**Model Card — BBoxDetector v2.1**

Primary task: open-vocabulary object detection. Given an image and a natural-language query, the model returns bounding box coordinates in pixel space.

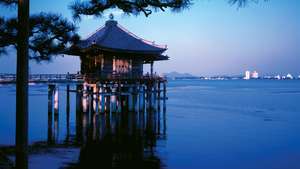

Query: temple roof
[76,19,167,55]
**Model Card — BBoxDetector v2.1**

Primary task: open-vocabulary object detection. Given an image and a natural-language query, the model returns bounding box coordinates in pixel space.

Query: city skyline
[0,0,299,76]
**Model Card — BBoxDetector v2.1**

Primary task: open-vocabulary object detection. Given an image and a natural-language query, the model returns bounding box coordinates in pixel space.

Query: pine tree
[70,0,265,19]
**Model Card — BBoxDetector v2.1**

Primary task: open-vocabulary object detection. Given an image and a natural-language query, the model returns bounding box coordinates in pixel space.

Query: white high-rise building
[286,73,293,79]
[251,71,259,79]
[244,71,251,80]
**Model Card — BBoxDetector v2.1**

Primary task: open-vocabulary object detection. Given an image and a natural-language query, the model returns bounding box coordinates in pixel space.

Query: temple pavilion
[65,15,169,80]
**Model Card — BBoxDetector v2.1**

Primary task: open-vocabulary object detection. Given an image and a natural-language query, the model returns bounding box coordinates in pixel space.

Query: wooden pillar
[105,86,111,113]
[117,81,122,113]
[100,85,105,114]
[147,83,152,110]
[16,0,30,168]
[121,86,129,112]
[163,82,167,112]
[82,83,88,114]
[76,84,83,144]
[90,86,95,125]
[139,85,145,112]
[157,82,161,112]
[111,87,117,113]
[53,85,59,143]
[153,82,157,110]
[47,84,55,144]
[128,86,133,112]
[134,85,139,112]
[150,61,154,77]
[82,84,89,143]
[94,85,99,114]
[66,84,70,141]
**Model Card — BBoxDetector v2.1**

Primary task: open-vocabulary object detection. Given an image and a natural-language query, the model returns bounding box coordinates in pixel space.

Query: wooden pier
[45,75,167,145]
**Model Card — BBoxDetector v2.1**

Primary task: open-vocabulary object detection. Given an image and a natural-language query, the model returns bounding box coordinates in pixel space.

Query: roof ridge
[83,25,105,40]
[116,24,167,49]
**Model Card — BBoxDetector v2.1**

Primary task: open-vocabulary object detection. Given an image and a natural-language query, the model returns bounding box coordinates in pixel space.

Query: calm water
[1,80,300,169]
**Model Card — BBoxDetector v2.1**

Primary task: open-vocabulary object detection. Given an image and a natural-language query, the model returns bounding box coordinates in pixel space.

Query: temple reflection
[67,100,167,169]
[45,83,167,169]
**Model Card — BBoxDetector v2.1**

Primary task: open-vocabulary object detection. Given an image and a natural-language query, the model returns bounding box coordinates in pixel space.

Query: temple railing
[82,73,166,82]
[0,73,166,83]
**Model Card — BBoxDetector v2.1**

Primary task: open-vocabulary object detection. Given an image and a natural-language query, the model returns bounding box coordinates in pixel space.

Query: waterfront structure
[65,15,168,80]
[44,17,169,144]
[251,71,259,79]
[244,71,251,80]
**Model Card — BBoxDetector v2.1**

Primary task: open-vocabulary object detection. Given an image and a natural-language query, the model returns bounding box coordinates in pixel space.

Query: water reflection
[66,107,167,169]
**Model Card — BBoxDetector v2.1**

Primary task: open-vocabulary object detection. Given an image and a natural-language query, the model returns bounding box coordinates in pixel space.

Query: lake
[1,80,300,169]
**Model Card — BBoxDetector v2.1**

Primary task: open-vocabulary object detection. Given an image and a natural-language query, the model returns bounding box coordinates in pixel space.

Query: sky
[0,0,299,76]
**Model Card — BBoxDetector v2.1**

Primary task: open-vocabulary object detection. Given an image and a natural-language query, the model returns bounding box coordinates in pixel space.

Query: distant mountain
[162,71,197,79]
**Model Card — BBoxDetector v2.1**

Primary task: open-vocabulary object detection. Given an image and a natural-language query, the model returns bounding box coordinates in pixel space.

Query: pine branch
[0,0,17,6]
[228,0,268,7]
[0,13,80,61]
[70,0,193,20]
[70,0,268,20]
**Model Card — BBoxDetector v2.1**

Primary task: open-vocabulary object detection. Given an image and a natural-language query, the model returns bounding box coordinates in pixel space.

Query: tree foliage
[0,0,79,61]
[70,0,192,19]
[70,0,266,19]
[0,0,17,6]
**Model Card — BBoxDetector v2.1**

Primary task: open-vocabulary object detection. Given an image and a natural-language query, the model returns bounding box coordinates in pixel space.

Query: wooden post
[150,61,154,77]
[47,85,54,144]
[157,82,161,112]
[117,82,122,113]
[147,83,152,110]
[111,87,117,113]
[122,87,129,112]
[90,86,95,125]
[16,0,29,168]
[82,83,88,114]
[54,86,59,143]
[163,82,167,112]
[139,85,145,112]
[54,86,59,118]
[95,85,99,114]
[128,86,133,112]
[153,82,157,110]
[66,84,70,141]
[76,84,83,144]
[134,85,139,112]
[82,85,89,142]
[100,85,105,113]
[105,86,111,113]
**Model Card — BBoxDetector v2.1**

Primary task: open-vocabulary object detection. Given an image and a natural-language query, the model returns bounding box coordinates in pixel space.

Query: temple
[65,15,169,80]
[45,16,168,148]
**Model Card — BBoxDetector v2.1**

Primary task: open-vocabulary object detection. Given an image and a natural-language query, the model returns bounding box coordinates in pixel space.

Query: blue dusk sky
[0,0,299,76]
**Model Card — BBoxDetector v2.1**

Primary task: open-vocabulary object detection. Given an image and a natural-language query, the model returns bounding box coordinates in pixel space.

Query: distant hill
[162,72,198,79]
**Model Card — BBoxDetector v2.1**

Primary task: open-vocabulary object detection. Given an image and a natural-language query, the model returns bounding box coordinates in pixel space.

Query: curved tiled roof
[78,19,167,54]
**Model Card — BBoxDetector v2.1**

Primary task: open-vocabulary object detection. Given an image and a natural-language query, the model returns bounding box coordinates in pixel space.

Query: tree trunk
[16,0,29,169]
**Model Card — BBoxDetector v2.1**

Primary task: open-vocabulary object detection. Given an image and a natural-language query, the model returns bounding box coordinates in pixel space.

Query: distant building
[286,73,293,79]
[251,71,259,79]
[244,71,251,80]
[275,75,281,80]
